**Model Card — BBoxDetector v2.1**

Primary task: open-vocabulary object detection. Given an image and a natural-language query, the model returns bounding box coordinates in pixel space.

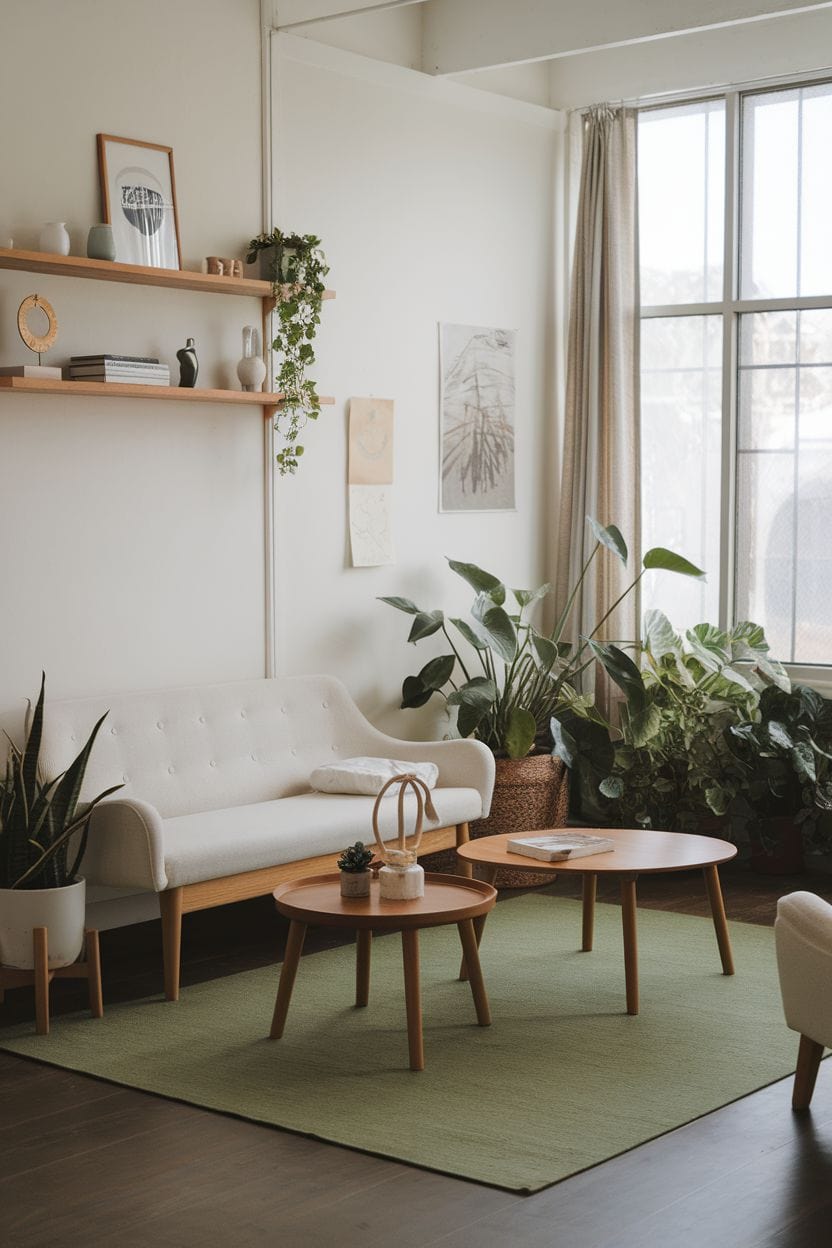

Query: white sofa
[775,891,832,1109]
[39,675,494,1000]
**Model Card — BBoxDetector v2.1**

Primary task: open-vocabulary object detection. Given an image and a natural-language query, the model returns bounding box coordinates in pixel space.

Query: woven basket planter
[422,753,570,887]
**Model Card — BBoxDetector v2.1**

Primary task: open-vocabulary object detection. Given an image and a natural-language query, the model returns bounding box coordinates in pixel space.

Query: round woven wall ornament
[17,294,58,355]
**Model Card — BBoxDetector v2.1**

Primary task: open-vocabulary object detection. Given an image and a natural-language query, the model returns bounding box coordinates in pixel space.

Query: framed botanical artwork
[97,134,182,269]
[439,322,516,512]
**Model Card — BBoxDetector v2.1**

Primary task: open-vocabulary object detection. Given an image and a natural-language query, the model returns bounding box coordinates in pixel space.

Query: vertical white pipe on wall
[261,0,277,676]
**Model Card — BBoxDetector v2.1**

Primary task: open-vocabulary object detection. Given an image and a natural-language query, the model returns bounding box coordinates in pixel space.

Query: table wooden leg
[269,921,307,1039]
[33,927,49,1036]
[459,864,497,982]
[457,919,491,1026]
[620,876,639,1016]
[703,863,735,976]
[401,929,424,1071]
[455,822,473,879]
[582,873,597,951]
[356,929,372,1007]
[85,929,104,1018]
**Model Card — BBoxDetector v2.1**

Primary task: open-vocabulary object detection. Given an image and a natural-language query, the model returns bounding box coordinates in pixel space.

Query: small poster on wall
[348,398,395,567]
[97,133,182,269]
[439,323,516,512]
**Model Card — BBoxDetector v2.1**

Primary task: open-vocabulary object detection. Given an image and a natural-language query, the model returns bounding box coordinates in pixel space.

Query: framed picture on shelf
[97,133,181,269]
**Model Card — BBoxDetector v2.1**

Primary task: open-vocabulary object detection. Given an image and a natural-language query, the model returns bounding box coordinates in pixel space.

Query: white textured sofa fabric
[775,890,832,1107]
[776,891,832,1046]
[40,675,495,894]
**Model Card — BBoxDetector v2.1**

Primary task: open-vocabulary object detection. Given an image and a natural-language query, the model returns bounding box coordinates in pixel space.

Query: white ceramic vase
[340,871,371,898]
[236,325,267,392]
[40,222,70,256]
[0,878,86,970]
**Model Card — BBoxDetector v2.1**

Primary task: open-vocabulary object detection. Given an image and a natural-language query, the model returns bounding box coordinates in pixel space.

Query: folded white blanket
[310,756,439,796]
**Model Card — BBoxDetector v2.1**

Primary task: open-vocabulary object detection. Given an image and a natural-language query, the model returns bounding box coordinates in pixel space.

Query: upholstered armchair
[775,891,832,1108]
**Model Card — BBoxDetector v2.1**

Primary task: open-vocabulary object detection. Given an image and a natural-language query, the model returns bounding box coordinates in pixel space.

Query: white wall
[0,0,266,716]
[272,36,560,736]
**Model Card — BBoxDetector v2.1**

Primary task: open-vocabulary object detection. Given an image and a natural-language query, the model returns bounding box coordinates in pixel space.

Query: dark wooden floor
[3,864,832,1247]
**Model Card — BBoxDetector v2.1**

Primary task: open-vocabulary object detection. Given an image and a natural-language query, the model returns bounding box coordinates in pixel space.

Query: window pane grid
[639,84,832,669]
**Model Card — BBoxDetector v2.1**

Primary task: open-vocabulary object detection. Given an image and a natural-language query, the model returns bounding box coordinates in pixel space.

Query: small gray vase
[87,224,116,261]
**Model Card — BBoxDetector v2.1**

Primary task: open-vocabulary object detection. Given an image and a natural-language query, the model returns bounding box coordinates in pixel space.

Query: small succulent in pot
[337,841,374,898]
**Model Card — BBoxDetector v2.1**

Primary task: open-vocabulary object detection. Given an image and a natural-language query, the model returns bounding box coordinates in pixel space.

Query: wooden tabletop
[457,828,738,875]
[273,872,497,930]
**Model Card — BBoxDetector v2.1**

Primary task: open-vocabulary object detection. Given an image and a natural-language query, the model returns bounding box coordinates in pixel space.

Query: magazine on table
[506,833,616,862]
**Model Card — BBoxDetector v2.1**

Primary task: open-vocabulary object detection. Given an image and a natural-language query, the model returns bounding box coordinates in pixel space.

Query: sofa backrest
[40,676,371,819]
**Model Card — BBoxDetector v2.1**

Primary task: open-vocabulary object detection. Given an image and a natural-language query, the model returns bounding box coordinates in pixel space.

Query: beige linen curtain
[555,104,640,682]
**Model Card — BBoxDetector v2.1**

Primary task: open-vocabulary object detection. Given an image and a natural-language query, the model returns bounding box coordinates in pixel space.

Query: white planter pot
[340,871,371,898]
[0,878,86,970]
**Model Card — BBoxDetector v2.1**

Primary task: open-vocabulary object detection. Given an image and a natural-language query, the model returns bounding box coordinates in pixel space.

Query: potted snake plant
[0,674,121,970]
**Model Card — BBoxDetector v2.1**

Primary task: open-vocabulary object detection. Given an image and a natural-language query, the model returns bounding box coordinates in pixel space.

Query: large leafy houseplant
[1,674,121,890]
[725,683,832,858]
[551,611,786,832]
[380,520,704,760]
[246,228,329,476]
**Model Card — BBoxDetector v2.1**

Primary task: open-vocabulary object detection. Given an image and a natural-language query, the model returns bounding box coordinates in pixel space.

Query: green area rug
[0,896,797,1192]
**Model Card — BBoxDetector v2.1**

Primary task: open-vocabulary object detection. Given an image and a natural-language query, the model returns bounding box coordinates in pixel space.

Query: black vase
[177,337,198,388]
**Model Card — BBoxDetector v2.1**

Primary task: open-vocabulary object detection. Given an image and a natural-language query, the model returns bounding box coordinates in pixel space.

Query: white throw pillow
[310,757,439,796]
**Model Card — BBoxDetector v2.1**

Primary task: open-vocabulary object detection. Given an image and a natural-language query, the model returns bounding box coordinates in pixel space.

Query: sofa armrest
[82,798,168,893]
[776,891,832,1046]
[352,727,496,817]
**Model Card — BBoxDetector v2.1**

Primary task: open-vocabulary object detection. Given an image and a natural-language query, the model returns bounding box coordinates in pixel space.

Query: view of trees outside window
[638,84,832,666]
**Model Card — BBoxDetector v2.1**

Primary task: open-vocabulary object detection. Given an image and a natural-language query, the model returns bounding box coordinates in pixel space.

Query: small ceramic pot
[340,871,371,898]
[378,863,425,901]
[87,224,116,261]
[40,222,70,256]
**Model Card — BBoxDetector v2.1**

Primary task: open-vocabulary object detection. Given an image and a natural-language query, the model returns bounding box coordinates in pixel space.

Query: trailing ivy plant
[379,520,704,760]
[246,229,329,475]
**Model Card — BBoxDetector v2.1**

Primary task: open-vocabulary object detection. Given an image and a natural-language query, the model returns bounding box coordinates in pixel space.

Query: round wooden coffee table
[457,828,738,1015]
[269,872,497,1071]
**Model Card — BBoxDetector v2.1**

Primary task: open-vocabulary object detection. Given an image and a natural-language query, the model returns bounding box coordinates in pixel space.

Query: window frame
[639,79,832,686]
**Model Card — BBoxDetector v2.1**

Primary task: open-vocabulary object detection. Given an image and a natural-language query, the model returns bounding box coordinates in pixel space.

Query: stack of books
[506,832,616,861]
[67,355,171,386]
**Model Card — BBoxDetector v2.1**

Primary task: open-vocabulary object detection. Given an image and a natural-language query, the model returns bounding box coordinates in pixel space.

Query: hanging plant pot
[0,878,86,970]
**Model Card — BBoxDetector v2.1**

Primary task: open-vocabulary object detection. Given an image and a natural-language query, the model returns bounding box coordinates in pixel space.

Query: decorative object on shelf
[236,325,267,392]
[97,133,181,269]
[0,671,121,1027]
[176,337,198,387]
[14,293,60,376]
[348,397,395,567]
[86,223,116,261]
[39,222,70,255]
[246,228,329,475]
[371,774,437,900]
[336,841,374,897]
[206,257,243,278]
[440,323,516,512]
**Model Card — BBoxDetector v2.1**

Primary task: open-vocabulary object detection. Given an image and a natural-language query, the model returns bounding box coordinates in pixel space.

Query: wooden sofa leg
[160,888,184,1002]
[793,1034,825,1110]
[456,822,472,879]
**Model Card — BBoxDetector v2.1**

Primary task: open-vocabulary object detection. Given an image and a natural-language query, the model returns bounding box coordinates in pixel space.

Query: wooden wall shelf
[0,247,336,302]
[0,375,335,416]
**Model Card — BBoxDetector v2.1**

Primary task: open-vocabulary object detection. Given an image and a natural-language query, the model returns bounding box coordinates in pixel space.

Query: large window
[639,83,832,670]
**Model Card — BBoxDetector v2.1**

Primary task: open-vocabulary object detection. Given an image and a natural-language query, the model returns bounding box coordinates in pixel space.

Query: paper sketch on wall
[348,398,395,566]
[439,323,516,512]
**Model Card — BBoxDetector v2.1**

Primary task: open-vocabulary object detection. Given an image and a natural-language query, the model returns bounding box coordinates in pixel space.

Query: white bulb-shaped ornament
[237,325,267,392]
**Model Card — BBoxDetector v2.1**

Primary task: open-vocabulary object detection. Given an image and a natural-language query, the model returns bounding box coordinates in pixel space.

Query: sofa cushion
[161,787,483,888]
[310,756,439,796]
